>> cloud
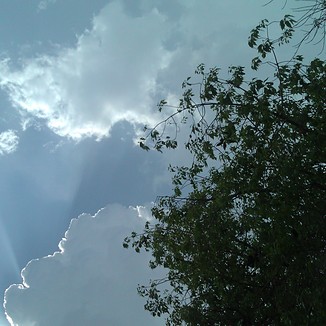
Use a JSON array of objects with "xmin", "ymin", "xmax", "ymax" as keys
[
  {"xmin": 4, "ymin": 204, "xmax": 164, "ymax": 326},
  {"xmin": 0, "ymin": 130, "xmax": 19, "ymax": 155},
  {"xmin": 0, "ymin": 1, "xmax": 172, "ymax": 141}
]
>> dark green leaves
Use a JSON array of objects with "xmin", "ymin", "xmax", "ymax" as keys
[
  {"xmin": 248, "ymin": 19, "xmax": 268, "ymax": 48},
  {"xmin": 280, "ymin": 14, "xmax": 295, "ymax": 30},
  {"xmin": 127, "ymin": 8, "xmax": 326, "ymax": 326}
]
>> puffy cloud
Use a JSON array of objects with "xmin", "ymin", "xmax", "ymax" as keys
[
  {"xmin": 0, "ymin": 1, "xmax": 172, "ymax": 140},
  {"xmin": 4, "ymin": 204, "xmax": 164, "ymax": 326},
  {"xmin": 0, "ymin": 130, "xmax": 19, "ymax": 155}
]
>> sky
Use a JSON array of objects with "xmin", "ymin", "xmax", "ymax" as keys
[{"xmin": 0, "ymin": 0, "xmax": 309, "ymax": 325}]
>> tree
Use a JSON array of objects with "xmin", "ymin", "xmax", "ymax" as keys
[{"xmin": 124, "ymin": 9, "xmax": 326, "ymax": 326}]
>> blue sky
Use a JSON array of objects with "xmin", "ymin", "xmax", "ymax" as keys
[{"xmin": 0, "ymin": 0, "xmax": 305, "ymax": 324}]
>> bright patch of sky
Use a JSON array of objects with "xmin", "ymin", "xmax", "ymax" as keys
[
  {"xmin": 0, "ymin": 130, "xmax": 19, "ymax": 155},
  {"xmin": 0, "ymin": 0, "xmax": 304, "ymax": 324}
]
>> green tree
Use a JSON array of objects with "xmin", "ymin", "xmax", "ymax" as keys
[{"xmin": 124, "ymin": 11, "xmax": 326, "ymax": 326}]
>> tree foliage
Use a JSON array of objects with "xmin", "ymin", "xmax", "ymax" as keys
[{"xmin": 124, "ymin": 7, "xmax": 326, "ymax": 326}]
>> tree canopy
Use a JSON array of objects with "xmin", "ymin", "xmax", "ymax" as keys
[{"xmin": 124, "ymin": 4, "xmax": 326, "ymax": 325}]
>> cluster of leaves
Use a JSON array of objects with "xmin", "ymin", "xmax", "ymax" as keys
[{"xmin": 124, "ymin": 12, "xmax": 326, "ymax": 326}]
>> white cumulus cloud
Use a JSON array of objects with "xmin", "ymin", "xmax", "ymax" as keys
[
  {"xmin": 0, "ymin": 1, "xmax": 172, "ymax": 140},
  {"xmin": 0, "ymin": 130, "xmax": 19, "ymax": 155},
  {"xmin": 4, "ymin": 204, "xmax": 164, "ymax": 326}
]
